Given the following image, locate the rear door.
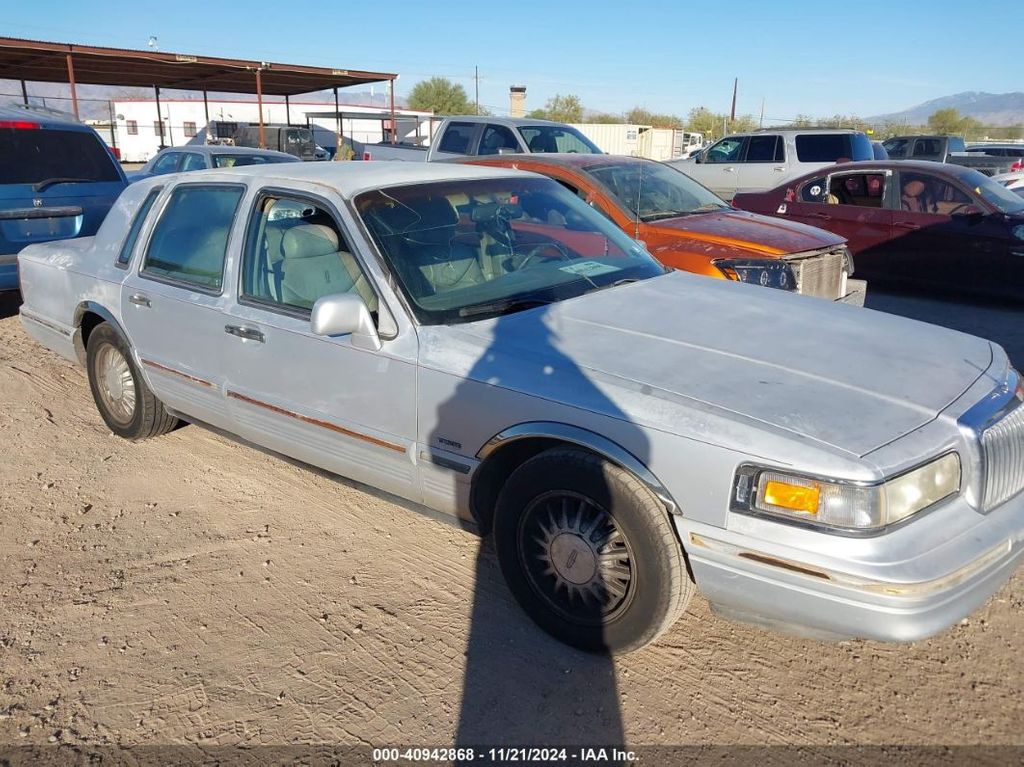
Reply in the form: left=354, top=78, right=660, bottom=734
left=120, top=182, right=246, bottom=429
left=0, top=122, right=126, bottom=263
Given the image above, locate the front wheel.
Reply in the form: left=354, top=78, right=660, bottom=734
left=493, top=447, right=693, bottom=653
left=86, top=322, right=178, bottom=440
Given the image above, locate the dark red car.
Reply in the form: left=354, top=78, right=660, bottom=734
left=734, top=161, right=1024, bottom=299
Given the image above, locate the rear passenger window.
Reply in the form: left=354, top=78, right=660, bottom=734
left=438, top=122, right=476, bottom=154
left=241, top=195, right=377, bottom=314
left=117, top=187, right=162, bottom=267
left=142, top=185, right=243, bottom=291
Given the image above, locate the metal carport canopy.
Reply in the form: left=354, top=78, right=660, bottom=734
left=0, top=36, right=396, bottom=96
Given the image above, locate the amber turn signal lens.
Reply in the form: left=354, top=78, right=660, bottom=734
left=763, top=480, right=820, bottom=515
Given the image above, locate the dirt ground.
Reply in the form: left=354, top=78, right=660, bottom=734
left=1, top=288, right=1022, bottom=754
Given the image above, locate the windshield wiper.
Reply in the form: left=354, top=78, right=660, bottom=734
left=640, top=210, right=690, bottom=221
left=32, top=177, right=92, bottom=192
left=458, top=296, right=553, bottom=319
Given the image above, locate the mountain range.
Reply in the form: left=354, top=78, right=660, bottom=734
left=867, top=91, right=1024, bottom=127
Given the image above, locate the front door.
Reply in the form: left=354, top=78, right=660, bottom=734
left=120, top=182, right=246, bottom=429
left=888, top=170, right=1009, bottom=293
left=736, top=134, right=787, bottom=194
left=220, top=189, right=420, bottom=501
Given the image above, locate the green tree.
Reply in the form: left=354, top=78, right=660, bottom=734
left=529, top=94, right=584, bottom=123
left=685, top=107, right=724, bottom=140
left=624, top=107, right=684, bottom=129
left=927, top=107, right=981, bottom=137
left=407, top=77, right=473, bottom=115
left=589, top=112, right=624, bottom=123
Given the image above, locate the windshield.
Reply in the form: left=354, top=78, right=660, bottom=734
left=964, top=169, right=1024, bottom=214
left=584, top=160, right=728, bottom=221
left=0, top=126, right=121, bottom=185
left=356, top=177, right=665, bottom=325
left=519, top=125, right=602, bottom=154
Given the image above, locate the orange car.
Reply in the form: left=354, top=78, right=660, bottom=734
left=461, top=153, right=863, bottom=303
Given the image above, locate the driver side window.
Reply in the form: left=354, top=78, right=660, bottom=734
left=241, top=194, right=377, bottom=314
left=705, top=137, right=745, bottom=163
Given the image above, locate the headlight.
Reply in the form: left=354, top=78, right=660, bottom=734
left=1012, top=225, right=1024, bottom=242
left=713, top=258, right=797, bottom=292
left=733, top=453, right=961, bottom=531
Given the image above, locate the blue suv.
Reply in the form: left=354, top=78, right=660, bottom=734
left=0, top=104, right=127, bottom=292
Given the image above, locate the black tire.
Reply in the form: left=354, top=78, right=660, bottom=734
left=493, top=446, right=693, bottom=653
left=85, top=322, right=177, bottom=440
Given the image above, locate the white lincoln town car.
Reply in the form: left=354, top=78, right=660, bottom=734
left=17, top=161, right=1024, bottom=652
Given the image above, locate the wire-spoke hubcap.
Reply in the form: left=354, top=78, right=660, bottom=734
left=520, top=492, right=635, bottom=625
left=96, top=344, right=136, bottom=425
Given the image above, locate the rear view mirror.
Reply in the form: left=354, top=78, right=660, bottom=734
left=310, top=293, right=382, bottom=351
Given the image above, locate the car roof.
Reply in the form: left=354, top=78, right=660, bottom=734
left=438, top=115, right=579, bottom=128
left=132, top=159, right=533, bottom=199
left=739, top=127, right=864, bottom=136
left=0, top=103, right=92, bottom=130
left=156, top=144, right=296, bottom=159
left=790, top=159, right=987, bottom=182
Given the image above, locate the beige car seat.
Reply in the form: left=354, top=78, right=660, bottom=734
left=279, top=223, right=377, bottom=312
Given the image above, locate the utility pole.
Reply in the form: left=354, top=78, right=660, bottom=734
left=475, top=66, right=480, bottom=115
left=759, top=97, right=765, bottom=128
left=730, top=78, right=738, bottom=125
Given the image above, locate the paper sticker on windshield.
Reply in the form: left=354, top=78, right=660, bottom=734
left=559, top=261, right=619, bottom=277
left=809, top=184, right=822, bottom=197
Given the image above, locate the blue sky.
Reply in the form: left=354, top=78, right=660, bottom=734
left=5, top=0, right=1022, bottom=121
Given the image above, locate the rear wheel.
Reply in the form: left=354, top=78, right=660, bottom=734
left=86, top=322, right=177, bottom=440
left=493, top=446, right=693, bottom=653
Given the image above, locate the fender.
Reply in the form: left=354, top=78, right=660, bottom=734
left=477, top=421, right=680, bottom=516
left=72, top=301, right=129, bottom=366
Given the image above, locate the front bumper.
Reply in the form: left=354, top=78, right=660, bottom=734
left=675, top=489, right=1024, bottom=641
left=0, top=252, right=18, bottom=292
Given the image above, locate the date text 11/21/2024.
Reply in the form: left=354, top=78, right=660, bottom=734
left=372, top=747, right=638, bottom=762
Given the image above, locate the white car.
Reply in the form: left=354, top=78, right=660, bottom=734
left=993, top=170, right=1024, bottom=192
left=668, top=129, right=874, bottom=201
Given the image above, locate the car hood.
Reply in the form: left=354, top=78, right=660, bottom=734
left=421, top=272, right=992, bottom=458
left=645, top=209, right=845, bottom=257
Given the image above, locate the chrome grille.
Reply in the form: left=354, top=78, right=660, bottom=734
left=786, top=250, right=844, bottom=300
left=981, top=403, right=1024, bottom=511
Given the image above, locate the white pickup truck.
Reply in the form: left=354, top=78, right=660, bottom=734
left=366, top=115, right=603, bottom=161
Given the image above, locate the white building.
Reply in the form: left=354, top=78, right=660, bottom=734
left=112, top=98, right=433, bottom=162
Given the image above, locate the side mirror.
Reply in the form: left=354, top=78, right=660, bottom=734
left=310, top=293, right=382, bottom=351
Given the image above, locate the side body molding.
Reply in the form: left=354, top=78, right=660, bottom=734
left=477, top=422, right=680, bottom=516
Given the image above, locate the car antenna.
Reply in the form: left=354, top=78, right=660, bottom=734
left=634, top=161, right=643, bottom=240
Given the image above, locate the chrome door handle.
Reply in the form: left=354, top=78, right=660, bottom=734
left=894, top=221, right=921, bottom=231
left=723, top=166, right=735, bottom=173
left=773, top=166, right=785, bottom=171
left=224, top=324, right=265, bottom=343
left=129, top=294, right=151, bottom=307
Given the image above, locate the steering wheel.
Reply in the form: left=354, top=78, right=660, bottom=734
left=510, top=241, right=572, bottom=270
left=945, top=203, right=972, bottom=216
